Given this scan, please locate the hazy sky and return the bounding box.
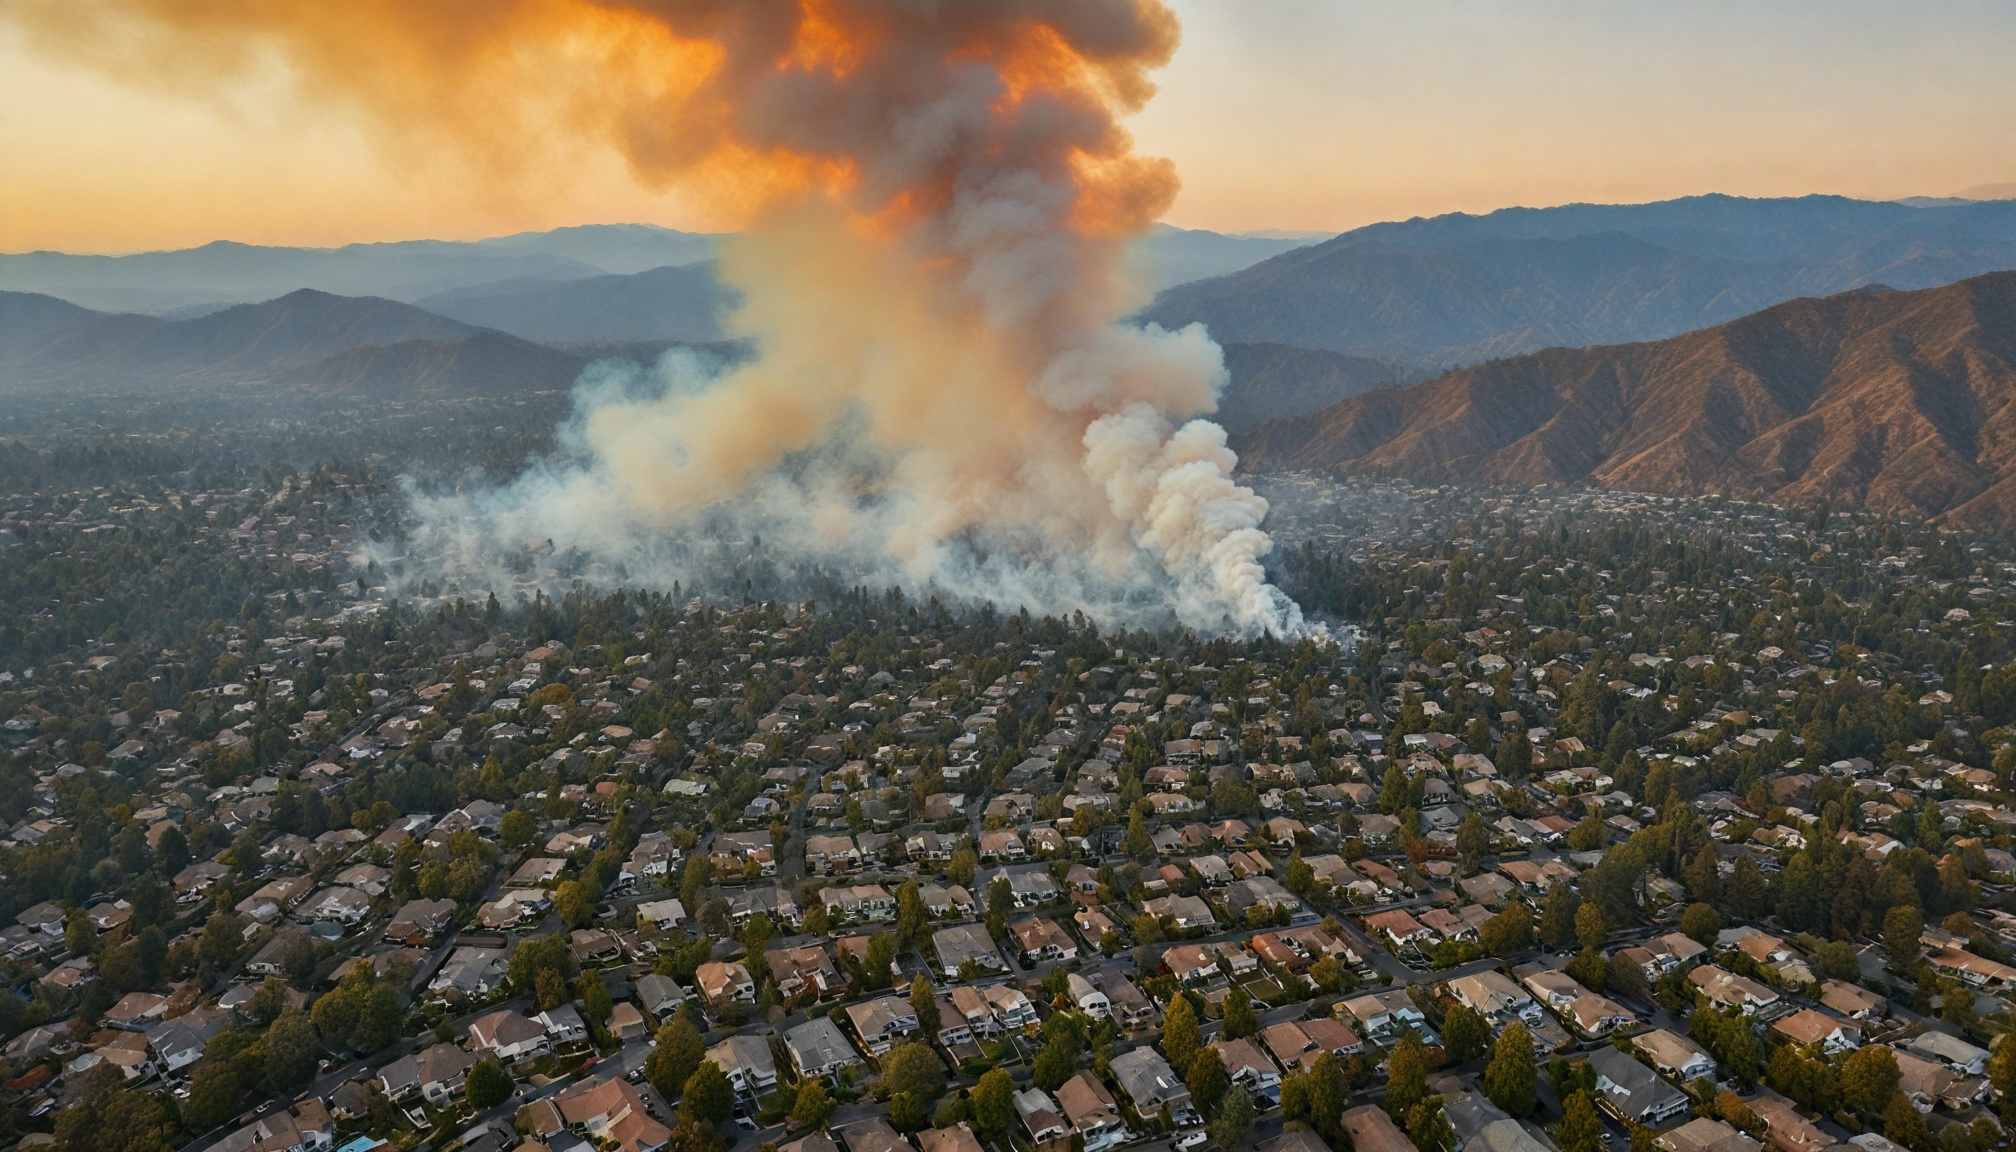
[5,0,2016,253]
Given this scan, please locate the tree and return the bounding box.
[1496,728,1531,778]
[1163,994,1203,1071]
[648,1019,706,1102]
[890,1091,931,1133]
[1208,1085,1256,1152]
[1884,905,1925,974]
[1725,857,1768,920]
[1539,882,1580,950]
[536,968,570,1011]
[262,1007,319,1096]
[1032,1036,1077,1091]
[555,880,593,929]
[1221,986,1258,1039]
[1682,844,1723,904]
[1483,1022,1537,1117]
[1123,806,1152,860]
[791,1077,836,1131]
[1407,1098,1457,1152]
[510,932,577,991]
[681,1060,734,1126]
[1885,1092,1931,1152]
[972,1068,1016,1139]
[1557,1091,1604,1152]
[909,975,940,1036]
[895,879,926,950]
[466,1060,514,1109]
[51,1067,174,1152]
[1990,1035,2016,1123]
[1385,1035,1429,1119]
[1842,1046,1902,1116]
[579,971,614,1026]
[1480,903,1534,955]
[1304,1053,1349,1139]
[1567,816,1608,852]
[1680,903,1722,946]
[500,809,536,847]
[1442,1004,1490,1064]
[880,1041,947,1102]
[947,848,977,888]
[1565,947,1608,993]
[1186,1047,1229,1112]
[1575,903,1607,950]
[1456,813,1491,870]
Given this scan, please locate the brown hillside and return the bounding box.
[1236,272,2016,524]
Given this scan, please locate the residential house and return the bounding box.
[1014,1087,1072,1152]
[767,944,845,1001]
[705,1033,779,1095]
[555,1075,671,1152]
[536,1004,590,1046]
[468,1010,551,1063]
[1055,1071,1129,1152]
[846,995,921,1055]
[635,974,688,1019]
[1098,972,1156,1029]
[1589,1046,1688,1126]
[1906,1032,1990,1076]
[1448,972,1542,1024]
[1066,973,1109,1019]
[1819,980,1887,1021]
[984,984,1037,1030]
[695,961,756,1006]
[385,897,458,944]
[1655,1119,1762,1152]
[785,1016,866,1082]
[1211,1038,1283,1104]
[635,899,686,931]
[1109,1047,1193,1124]
[933,924,1005,978]
[1010,917,1078,963]
[1341,1106,1418,1152]
[1633,1029,1716,1083]
[1340,990,1426,1037]
[1771,1009,1861,1055]
[1688,966,1781,1014]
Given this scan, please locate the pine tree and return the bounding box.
[1442,1005,1490,1064]
[1483,1022,1537,1117]
[1385,1035,1429,1119]
[1540,882,1580,950]
[1163,994,1203,1071]
[1221,987,1258,1039]
[1208,1086,1256,1152]
[1557,1091,1604,1152]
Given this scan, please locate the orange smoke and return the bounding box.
[2,0,1178,235]
[7,0,1314,633]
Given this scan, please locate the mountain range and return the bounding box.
[0,288,1368,420]
[0,221,1311,325]
[1235,271,2016,525]
[1145,193,2016,371]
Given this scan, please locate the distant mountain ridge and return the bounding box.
[0,287,1403,428]
[1235,270,2016,525]
[417,262,731,344]
[1145,193,2016,371]
[0,223,723,314]
[0,222,1313,326]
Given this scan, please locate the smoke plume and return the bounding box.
[10,0,1315,635]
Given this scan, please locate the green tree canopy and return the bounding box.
[1483,1022,1537,1117]
[681,1060,734,1126]
[466,1060,514,1110]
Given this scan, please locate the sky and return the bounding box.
[5,0,2016,254]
